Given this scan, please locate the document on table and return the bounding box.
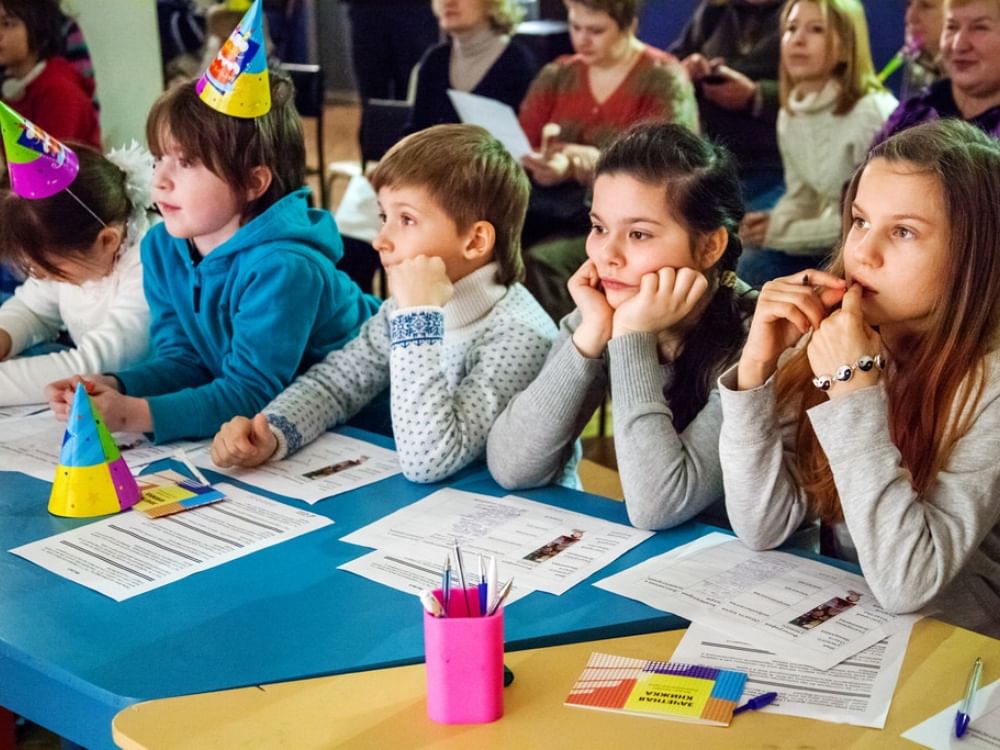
[596,534,923,670]
[448,89,533,161]
[902,678,1000,749]
[10,483,332,601]
[341,487,653,595]
[200,431,400,504]
[339,547,533,605]
[0,404,48,422]
[0,412,205,480]
[671,622,912,728]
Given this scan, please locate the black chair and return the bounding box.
[279,61,328,207]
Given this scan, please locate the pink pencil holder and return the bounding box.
[423,587,504,724]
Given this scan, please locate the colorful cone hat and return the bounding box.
[0,101,79,199]
[49,383,141,518]
[196,0,270,118]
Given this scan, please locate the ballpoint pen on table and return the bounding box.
[955,656,983,738]
[486,555,497,615]
[453,541,471,616]
[419,589,445,617]
[174,450,211,486]
[442,555,451,614]
[487,578,513,616]
[477,554,488,616]
[733,691,778,715]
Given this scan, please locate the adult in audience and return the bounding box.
[899,0,945,99]
[517,0,697,320]
[670,0,784,208]
[405,0,539,133]
[875,0,1000,142]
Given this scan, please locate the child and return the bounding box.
[211,124,557,483]
[738,0,897,286]
[488,123,756,530]
[0,0,100,147]
[720,119,1000,637]
[46,73,379,442]
[0,142,153,405]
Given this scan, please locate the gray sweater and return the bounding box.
[487,309,734,529]
[718,354,1000,638]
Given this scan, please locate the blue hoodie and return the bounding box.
[118,189,379,443]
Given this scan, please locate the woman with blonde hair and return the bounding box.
[738,0,897,286]
[720,119,1000,637]
[405,0,540,133]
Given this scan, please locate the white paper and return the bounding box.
[10,483,332,601]
[0,412,204,480]
[903,679,1000,749]
[672,622,911,728]
[596,536,923,671]
[339,547,532,606]
[0,404,48,422]
[200,431,400,503]
[341,488,653,595]
[448,90,534,160]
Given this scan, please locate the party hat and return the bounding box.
[0,101,79,199]
[196,0,270,118]
[48,383,141,518]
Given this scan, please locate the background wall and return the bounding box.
[68,0,164,147]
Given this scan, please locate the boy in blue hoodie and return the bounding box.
[46,73,379,441]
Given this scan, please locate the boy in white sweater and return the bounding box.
[211,124,556,483]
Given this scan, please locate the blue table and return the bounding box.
[0,428,713,750]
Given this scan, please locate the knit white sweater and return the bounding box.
[765,81,898,254]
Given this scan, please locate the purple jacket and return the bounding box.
[873,78,1000,146]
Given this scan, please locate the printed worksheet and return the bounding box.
[0,404,48,422]
[0,412,204,480]
[341,487,653,595]
[200,431,400,503]
[448,90,533,160]
[596,535,923,670]
[10,483,332,601]
[903,678,1000,749]
[672,622,912,727]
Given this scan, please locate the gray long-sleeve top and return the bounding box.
[718,355,1000,638]
[487,309,734,530]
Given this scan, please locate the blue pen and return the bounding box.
[955,657,983,738]
[477,554,488,616]
[733,691,778,715]
[442,554,451,615]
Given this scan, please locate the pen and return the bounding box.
[487,578,513,616]
[486,555,497,616]
[955,656,983,738]
[419,589,445,618]
[453,541,471,616]
[733,691,778,715]
[477,554,487,616]
[174,450,210,486]
[442,555,451,615]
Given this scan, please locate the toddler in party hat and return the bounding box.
[0,102,154,405]
[46,0,377,442]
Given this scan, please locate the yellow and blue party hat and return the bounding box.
[195,0,270,118]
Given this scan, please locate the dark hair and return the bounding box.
[565,0,639,29]
[595,122,753,430]
[145,70,305,223]
[370,123,531,286]
[0,145,131,280]
[0,0,65,60]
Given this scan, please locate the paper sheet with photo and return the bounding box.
[339,547,533,606]
[341,487,653,595]
[0,411,205,480]
[0,404,49,422]
[10,483,332,601]
[448,90,533,161]
[596,536,923,670]
[672,622,912,728]
[199,431,400,503]
[902,678,1000,749]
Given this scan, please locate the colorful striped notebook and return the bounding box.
[565,652,747,726]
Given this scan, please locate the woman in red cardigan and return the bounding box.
[0,0,100,148]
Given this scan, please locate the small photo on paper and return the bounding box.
[302,455,369,480]
[788,590,863,630]
[523,529,584,563]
